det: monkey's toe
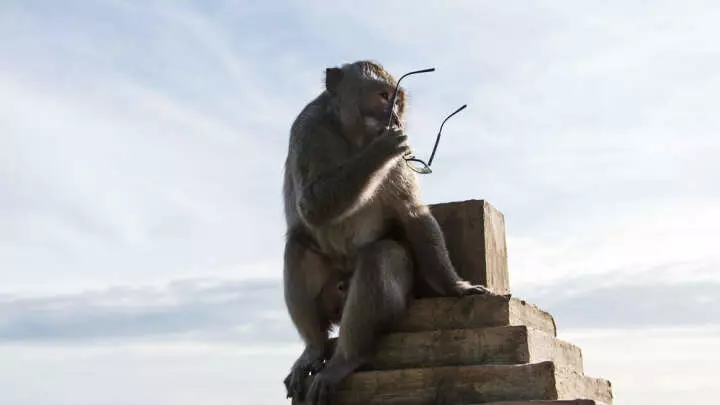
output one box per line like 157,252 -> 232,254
306,372 -> 335,405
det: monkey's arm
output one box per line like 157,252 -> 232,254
292,128 -> 408,227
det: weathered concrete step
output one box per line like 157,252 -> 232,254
359,326 -> 583,373
477,401 -> 606,405
294,361 -> 612,405
394,295 -> 556,336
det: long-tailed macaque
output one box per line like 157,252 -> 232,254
282,60 -> 492,405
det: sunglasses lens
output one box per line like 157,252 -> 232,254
406,158 -> 432,174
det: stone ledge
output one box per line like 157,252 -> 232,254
358,326 -> 582,373
477,401 -> 605,405
293,361 -> 611,405
395,295 -> 557,337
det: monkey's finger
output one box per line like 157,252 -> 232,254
392,134 -> 409,149
381,126 -> 403,137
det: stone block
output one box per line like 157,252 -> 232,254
430,199 -> 510,295
293,361 -> 612,405
359,326 -> 582,372
478,401 -> 605,405
395,295 -> 556,337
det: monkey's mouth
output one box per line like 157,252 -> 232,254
363,117 -> 383,133
364,115 -> 403,136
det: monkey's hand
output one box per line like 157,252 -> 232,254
366,127 -> 411,162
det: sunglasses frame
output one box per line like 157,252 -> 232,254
384,68 -> 467,174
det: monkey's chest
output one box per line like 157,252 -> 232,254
313,205 -> 390,260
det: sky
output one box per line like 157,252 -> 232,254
1,1 -> 719,404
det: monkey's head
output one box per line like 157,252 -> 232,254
325,60 -> 406,138
319,277 -> 349,323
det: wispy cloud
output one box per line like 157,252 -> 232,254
0,278 -> 294,343
507,199 -> 720,288
2,0 -> 718,294
529,276 -> 720,330
1,269 -> 718,343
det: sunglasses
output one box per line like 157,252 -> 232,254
384,68 -> 467,175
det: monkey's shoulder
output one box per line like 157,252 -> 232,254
290,92 -> 336,134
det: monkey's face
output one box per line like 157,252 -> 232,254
326,62 -> 406,139
357,82 -> 406,135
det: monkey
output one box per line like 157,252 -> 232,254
282,60 -> 493,405
318,271 -> 350,325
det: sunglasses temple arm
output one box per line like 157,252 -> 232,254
427,104 -> 467,167
385,68 -> 436,129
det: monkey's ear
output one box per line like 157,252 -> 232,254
325,68 -> 343,93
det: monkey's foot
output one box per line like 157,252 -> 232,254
284,363 -> 319,400
284,349 -> 326,400
305,358 -> 359,405
456,280 -> 494,296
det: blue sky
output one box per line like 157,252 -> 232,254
1,1 -> 719,404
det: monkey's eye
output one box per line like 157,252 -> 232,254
379,91 -> 390,101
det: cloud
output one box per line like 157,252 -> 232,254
0,342 -> 300,405
1,326 -> 719,405
505,199 -> 720,288
1,2 -> 718,404
0,278 -> 295,343
0,1 -> 298,292
0,0 -> 718,321
1,266 -> 718,343
526,275 -> 720,330
559,326 -> 720,404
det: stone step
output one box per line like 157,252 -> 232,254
478,401 -> 606,405
395,295 -> 556,336
293,361 -> 612,405
359,326 -> 582,373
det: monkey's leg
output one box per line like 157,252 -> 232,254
402,205 -> 493,297
305,239 -> 414,405
282,235 -> 335,400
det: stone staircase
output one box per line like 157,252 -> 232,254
292,200 -> 613,405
